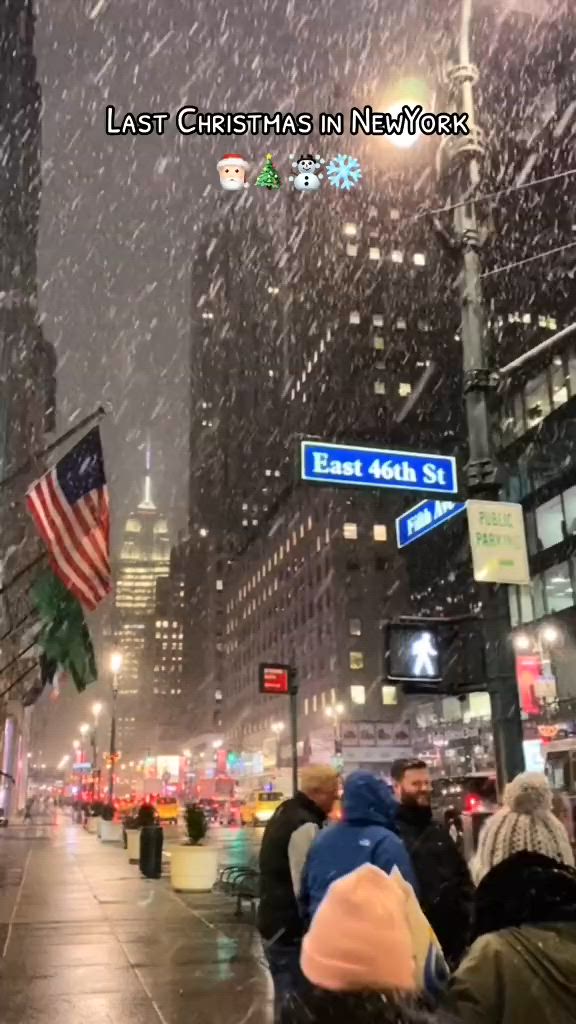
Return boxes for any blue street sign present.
[396,499,466,549]
[301,440,457,495]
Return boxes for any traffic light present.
[384,618,487,696]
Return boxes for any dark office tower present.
[0,2,57,816]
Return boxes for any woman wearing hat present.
[444,772,576,1024]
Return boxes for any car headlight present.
[256,810,273,822]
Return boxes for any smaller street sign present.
[467,500,530,585]
[396,499,466,549]
[259,663,292,695]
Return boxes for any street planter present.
[170,803,218,893]
[100,820,123,843]
[126,828,141,864]
[170,845,219,892]
[97,817,103,838]
[86,815,100,835]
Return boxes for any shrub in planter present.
[136,803,158,828]
[101,803,115,822]
[171,804,217,893]
[89,800,105,818]
[184,803,208,845]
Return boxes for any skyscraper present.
[113,445,170,757]
[0,1,57,816]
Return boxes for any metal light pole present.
[443,0,524,787]
[91,702,103,799]
[326,703,345,760]
[108,653,122,801]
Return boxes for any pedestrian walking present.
[282,863,455,1024]
[392,759,473,968]
[258,764,339,1022]
[301,771,417,923]
[443,771,576,1024]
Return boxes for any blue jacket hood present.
[343,771,397,829]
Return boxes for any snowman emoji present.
[289,153,324,192]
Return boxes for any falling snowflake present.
[326,154,362,191]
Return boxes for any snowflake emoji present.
[326,154,362,191]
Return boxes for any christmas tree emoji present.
[255,153,282,190]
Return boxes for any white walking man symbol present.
[411,632,438,677]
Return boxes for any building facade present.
[0,1,57,817]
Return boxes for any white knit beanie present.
[472,772,575,884]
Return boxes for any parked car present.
[240,790,284,827]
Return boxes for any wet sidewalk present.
[0,816,271,1024]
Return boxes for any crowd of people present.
[258,759,576,1024]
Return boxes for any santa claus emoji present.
[217,153,250,190]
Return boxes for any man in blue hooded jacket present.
[300,771,417,923]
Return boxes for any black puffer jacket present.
[395,803,473,967]
[258,791,326,943]
[282,989,460,1024]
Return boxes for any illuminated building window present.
[350,683,366,703]
[373,314,384,327]
[343,222,357,237]
[349,652,364,671]
[312,694,318,712]
[413,252,426,266]
[391,250,403,263]
[349,618,362,636]
[382,685,398,705]
[374,381,386,395]
[343,523,358,540]
[399,382,412,397]
[396,317,407,330]
[349,310,360,325]
[390,208,400,220]
[346,242,358,256]
[373,525,388,542]
[216,580,223,591]
[373,336,384,351]
[369,246,381,260]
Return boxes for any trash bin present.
[139,824,163,879]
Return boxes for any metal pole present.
[446,0,524,789]
[91,727,97,800]
[289,672,298,797]
[108,679,117,801]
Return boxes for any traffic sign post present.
[259,663,299,796]
[396,499,466,549]
[301,440,457,495]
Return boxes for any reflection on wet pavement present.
[0,816,271,1024]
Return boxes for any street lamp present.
[108,652,123,801]
[90,702,103,798]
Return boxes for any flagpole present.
[0,403,109,492]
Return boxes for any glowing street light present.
[92,701,103,719]
[110,652,123,675]
[79,723,90,737]
[271,722,285,736]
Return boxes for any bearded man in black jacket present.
[391,759,473,968]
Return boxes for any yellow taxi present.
[241,790,284,827]
[153,796,180,824]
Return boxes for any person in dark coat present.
[392,759,473,968]
[443,772,576,1024]
[258,765,339,1022]
[301,771,417,923]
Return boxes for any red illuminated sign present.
[259,663,291,695]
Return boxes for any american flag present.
[26,427,111,611]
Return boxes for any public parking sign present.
[301,440,457,495]
[396,499,466,549]
[259,663,292,695]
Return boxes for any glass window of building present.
[373,525,387,542]
[524,372,551,428]
[399,382,412,397]
[533,574,546,618]
[391,249,403,263]
[544,562,573,613]
[413,252,426,266]
[390,208,400,220]
[312,694,318,712]
[551,356,569,409]
[349,651,364,670]
[350,684,366,704]
[373,314,384,327]
[396,317,407,330]
[330,688,336,704]
[535,494,564,550]
[304,698,309,715]
[343,522,358,540]
[349,618,362,636]
[349,310,360,324]
[343,222,357,237]
[373,336,385,351]
[374,381,386,395]
[382,685,398,705]
[369,246,381,260]
[346,242,358,257]
[563,485,576,535]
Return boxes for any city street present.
[0,815,270,1024]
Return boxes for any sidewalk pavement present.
[0,815,272,1024]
